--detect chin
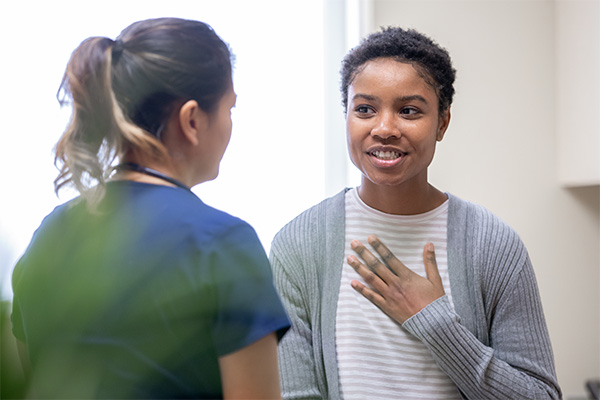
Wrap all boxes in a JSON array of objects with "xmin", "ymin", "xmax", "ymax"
[
  {"xmin": 206, "ymin": 169, "xmax": 220, "ymax": 182},
  {"xmin": 362, "ymin": 173, "xmax": 416, "ymax": 189}
]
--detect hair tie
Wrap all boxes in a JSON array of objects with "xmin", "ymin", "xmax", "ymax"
[{"xmin": 112, "ymin": 39, "xmax": 124, "ymax": 60}]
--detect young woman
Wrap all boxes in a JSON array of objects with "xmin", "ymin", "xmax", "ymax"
[
  {"xmin": 270, "ymin": 27, "xmax": 561, "ymax": 399},
  {"xmin": 11, "ymin": 17, "xmax": 290, "ymax": 399}
]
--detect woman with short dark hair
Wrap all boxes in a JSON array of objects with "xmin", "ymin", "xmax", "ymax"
[{"xmin": 271, "ymin": 26, "xmax": 560, "ymax": 400}]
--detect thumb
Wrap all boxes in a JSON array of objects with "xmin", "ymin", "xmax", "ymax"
[{"xmin": 423, "ymin": 243, "xmax": 443, "ymax": 290}]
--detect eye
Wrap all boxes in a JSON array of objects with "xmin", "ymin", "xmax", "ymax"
[
  {"xmin": 354, "ymin": 104, "xmax": 375, "ymax": 117},
  {"xmin": 399, "ymin": 106, "xmax": 421, "ymax": 118}
]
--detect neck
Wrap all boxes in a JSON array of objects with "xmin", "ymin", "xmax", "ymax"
[
  {"xmin": 114, "ymin": 155, "xmax": 191, "ymax": 189},
  {"xmin": 357, "ymin": 180, "xmax": 447, "ymax": 215}
]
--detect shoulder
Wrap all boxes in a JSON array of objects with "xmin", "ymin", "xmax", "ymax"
[
  {"xmin": 130, "ymin": 184, "xmax": 257, "ymax": 243},
  {"xmin": 271, "ymin": 189, "xmax": 346, "ymax": 253},
  {"xmin": 192, "ymin": 204, "xmax": 260, "ymax": 252},
  {"xmin": 447, "ymin": 193, "xmax": 530, "ymax": 285},
  {"xmin": 92, "ymin": 182, "xmax": 264, "ymax": 259},
  {"xmin": 448, "ymin": 193, "xmax": 524, "ymax": 249},
  {"xmin": 269, "ymin": 189, "xmax": 347, "ymax": 285},
  {"xmin": 134, "ymin": 188, "xmax": 271, "ymax": 284},
  {"xmin": 20, "ymin": 197, "xmax": 84, "ymax": 251}
]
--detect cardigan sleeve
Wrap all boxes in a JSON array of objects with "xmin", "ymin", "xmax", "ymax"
[
  {"xmin": 270, "ymin": 232, "xmax": 323, "ymax": 400},
  {"xmin": 403, "ymin": 246, "xmax": 561, "ymax": 399}
]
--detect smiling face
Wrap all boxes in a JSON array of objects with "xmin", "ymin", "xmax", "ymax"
[{"xmin": 346, "ymin": 57, "xmax": 450, "ymax": 201}]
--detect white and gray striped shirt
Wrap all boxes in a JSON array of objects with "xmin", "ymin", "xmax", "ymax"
[{"xmin": 336, "ymin": 188, "xmax": 462, "ymax": 399}]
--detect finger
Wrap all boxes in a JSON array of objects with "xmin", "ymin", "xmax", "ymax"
[
  {"xmin": 350, "ymin": 240, "xmax": 394, "ymax": 282},
  {"xmin": 350, "ymin": 279, "xmax": 386, "ymax": 307},
  {"xmin": 423, "ymin": 243, "xmax": 444, "ymax": 291},
  {"xmin": 367, "ymin": 235, "xmax": 409, "ymax": 277},
  {"xmin": 347, "ymin": 255, "xmax": 387, "ymax": 292}
]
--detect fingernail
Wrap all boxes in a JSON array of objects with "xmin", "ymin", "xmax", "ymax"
[{"xmin": 427, "ymin": 242, "xmax": 434, "ymax": 252}]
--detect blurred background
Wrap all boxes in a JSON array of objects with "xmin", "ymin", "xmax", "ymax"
[{"xmin": 1, "ymin": 1, "xmax": 598, "ymax": 398}]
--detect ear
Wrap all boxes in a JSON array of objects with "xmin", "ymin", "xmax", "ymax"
[
  {"xmin": 436, "ymin": 107, "xmax": 451, "ymax": 142},
  {"xmin": 178, "ymin": 100, "xmax": 208, "ymax": 146}
]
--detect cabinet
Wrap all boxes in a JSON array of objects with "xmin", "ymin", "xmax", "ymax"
[{"xmin": 556, "ymin": 0, "xmax": 600, "ymax": 187}]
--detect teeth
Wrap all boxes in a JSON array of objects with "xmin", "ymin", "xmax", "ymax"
[{"xmin": 372, "ymin": 151, "xmax": 401, "ymax": 160}]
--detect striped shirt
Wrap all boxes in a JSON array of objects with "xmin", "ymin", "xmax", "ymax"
[{"xmin": 336, "ymin": 188, "xmax": 461, "ymax": 399}]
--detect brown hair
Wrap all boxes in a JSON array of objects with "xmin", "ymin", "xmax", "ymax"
[{"xmin": 54, "ymin": 18, "xmax": 233, "ymax": 206}]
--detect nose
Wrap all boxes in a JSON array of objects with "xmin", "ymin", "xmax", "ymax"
[{"xmin": 371, "ymin": 111, "xmax": 401, "ymax": 140}]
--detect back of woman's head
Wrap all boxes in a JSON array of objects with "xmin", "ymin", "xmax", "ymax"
[
  {"xmin": 55, "ymin": 17, "xmax": 233, "ymax": 204},
  {"xmin": 340, "ymin": 26, "xmax": 456, "ymax": 114}
]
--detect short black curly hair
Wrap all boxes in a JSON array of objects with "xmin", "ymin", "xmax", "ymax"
[{"xmin": 340, "ymin": 27, "xmax": 456, "ymax": 114}]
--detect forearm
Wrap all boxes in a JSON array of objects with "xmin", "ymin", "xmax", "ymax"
[{"xmin": 403, "ymin": 296, "xmax": 560, "ymax": 399}]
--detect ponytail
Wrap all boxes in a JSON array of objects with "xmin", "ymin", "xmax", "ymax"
[
  {"xmin": 54, "ymin": 37, "xmax": 167, "ymax": 207},
  {"xmin": 54, "ymin": 18, "xmax": 233, "ymax": 207}
]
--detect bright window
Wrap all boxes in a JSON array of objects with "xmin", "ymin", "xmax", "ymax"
[{"xmin": 0, "ymin": 0, "xmax": 359, "ymax": 299}]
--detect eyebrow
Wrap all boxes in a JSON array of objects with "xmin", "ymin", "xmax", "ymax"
[
  {"xmin": 351, "ymin": 93, "xmax": 429, "ymax": 104},
  {"xmin": 397, "ymin": 94, "xmax": 428, "ymax": 104},
  {"xmin": 352, "ymin": 93, "xmax": 377, "ymax": 102}
]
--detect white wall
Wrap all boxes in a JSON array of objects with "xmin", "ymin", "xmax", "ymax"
[{"xmin": 371, "ymin": 0, "xmax": 600, "ymax": 398}]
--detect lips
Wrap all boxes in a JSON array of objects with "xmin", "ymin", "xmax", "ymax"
[
  {"xmin": 367, "ymin": 148, "xmax": 407, "ymax": 167},
  {"xmin": 370, "ymin": 150, "xmax": 403, "ymax": 160}
]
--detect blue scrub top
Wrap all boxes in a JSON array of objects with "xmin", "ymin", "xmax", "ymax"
[{"xmin": 12, "ymin": 181, "xmax": 290, "ymax": 399}]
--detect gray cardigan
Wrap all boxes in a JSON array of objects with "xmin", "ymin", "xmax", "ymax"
[{"xmin": 270, "ymin": 190, "xmax": 561, "ymax": 400}]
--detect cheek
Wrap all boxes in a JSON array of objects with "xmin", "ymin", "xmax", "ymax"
[
  {"xmin": 346, "ymin": 137, "xmax": 364, "ymax": 171},
  {"xmin": 418, "ymin": 137, "xmax": 439, "ymax": 163},
  {"xmin": 222, "ymin": 116, "xmax": 232, "ymax": 140},
  {"xmin": 346, "ymin": 119, "xmax": 365, "ymax": 146},
  {"xmin": 346, "ymin": 130, "xmax": 362, "ymax": 159}
]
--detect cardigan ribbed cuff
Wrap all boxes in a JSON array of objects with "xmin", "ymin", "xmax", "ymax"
[{"xmin": 402, "ymin": 295, "xmax": 460, "ymax": 338}]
